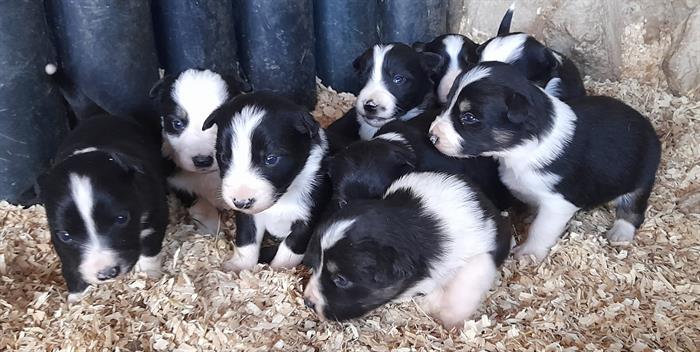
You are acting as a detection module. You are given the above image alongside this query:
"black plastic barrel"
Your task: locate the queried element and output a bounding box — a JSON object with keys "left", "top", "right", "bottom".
{"left": 234, "top": 0, "right": 317, "bottom": 108}
{"left": 314, "top": 0, "right": 379, "bottom": 94}
{"left": 379, "top": 0, "right": 448, "bottom": 44}
{"left": 152, "top": 0, "right": 240, "bottom": 76}
{"left": 46, "top": 0, "right": 160, "bottom": 120}
{"left": 0, "top": 1, "right": 69, "bottom": 204}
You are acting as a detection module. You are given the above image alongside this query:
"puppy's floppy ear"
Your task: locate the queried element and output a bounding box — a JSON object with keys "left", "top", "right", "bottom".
{"left": 352, "top": 48, "right": 374, "bottom": 75}
{"left": 419, "top": 52, "right": 443, "bottom": 73}
{"left": 386, "top": 142, "right": 417, "bottom": 173}
{"left": 202, "top": 104, "right": 227, "bottom": 131}
{"left": 505, "top": 91, "right": 531, "bottom": 124}
{"left": 293, "top": 111, "right": 320, "bottom": 139}
{"left": 148, "top": 75, "right": 174, "bottom": 100}
{"left": 222, "top": 72, "right": 253, "bottom": 95}
{"left": 373, "top": 246, "right": 413, "bottom": 283}
{"left": 108, "top": 151, "right": 145, "bottom": 175}
{"left": 412, "top": 41, "right": 427, "bottom": 52}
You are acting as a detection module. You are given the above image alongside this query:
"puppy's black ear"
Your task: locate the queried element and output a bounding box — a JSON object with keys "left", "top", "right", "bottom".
{"left": 293, "top": 111, "right": 320, "bottom": 139}
{"left": 412, "top": 41, "right": 427, "bottom": 52}
{"left": 148, "top": 75, "right": 173, "bottom": 100}
{"left": 108, "top": 152, "right": 145, "bottom": 175}
{"left": 419, "top": 52, "right": 443, "bottom": 73}
{"left": 202, "top": 105, "right": 226, "bottom": 131}
{"left": 222, "top": 72, "right": 253, "bottom": 95}
{"left": 352, "top": 48, "right": 374, "bottom": 75}
{"left": 387, "top": 142, "right": 417, "bottom": 174}
{"left": 373, "top": 246, "right": 413, "bottom": 283}
{"left": 505, "top": 91, "right": 531, "bottom": 124}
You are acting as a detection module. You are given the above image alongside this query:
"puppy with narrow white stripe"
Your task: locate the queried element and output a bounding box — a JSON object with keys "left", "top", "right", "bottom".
{"left": 303, "top": 172, "right": 511, "bottom": 327}
{"left": 428, "top": 62, "right": 661, "bottom": 261}
{"left": 39, "top": 115, "right": 169, "bottom": 301}
{"left": 326, "top": 43, "right": 442, "bottom": 149}
{"left": 202, "top": 92, "right": 330, "bottom": 272}
{"left": 149, "top": 69, "right": 251, "bottom": 233}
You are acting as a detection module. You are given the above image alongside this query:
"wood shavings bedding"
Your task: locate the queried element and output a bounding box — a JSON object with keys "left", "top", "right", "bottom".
{"left": 1, "top": 78, "right": 698, "bottom": 351}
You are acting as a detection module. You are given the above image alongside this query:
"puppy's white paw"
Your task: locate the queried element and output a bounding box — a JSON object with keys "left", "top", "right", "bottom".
{"left": 223, "top": 245, "right": 259, "bottom": 272}
{"left": 269, "top": 242, "right": 304, "bottom": 269}
{"left": 134, "top": 255, "right": 162, "bottom": 279}
{"left": 513, "top": 242, "right": 550, "bottom": 263}
{"left": 67, "top": 290, "right": 86, "bottom": 304}
{"left": 606, "top": 219, "right": 636, "bottom": 245}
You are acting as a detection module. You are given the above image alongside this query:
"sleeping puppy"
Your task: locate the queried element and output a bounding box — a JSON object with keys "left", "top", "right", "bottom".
{"left": 326, "top": 43, "right": 441, "bottom": 147}
{"left": 202, "top": 92, "right": 330, "bottom": 271}
{"left": 412, "top": 3, "right": 514, "bottom": 104}
{"left": 38, "top": 115, "right": 168, "bottom": 302}
{"left": 303, "top": 172, "right": 511, "bottom": 328}
{"left": 429, "top": 63, "right": 661, "bottom": 260}
{"left": 149, "top": 69, "right": 251, "bottom": 233}
{"left": 376, "top": 111, "right": 514, "bottom": 211}
{"left": 477, "top": 33, "right": 586, "bottom": 101}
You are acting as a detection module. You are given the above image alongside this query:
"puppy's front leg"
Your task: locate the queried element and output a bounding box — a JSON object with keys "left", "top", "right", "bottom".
{"left": 514, "top": 198, "right": 578, "bottom": 261}
{"left": 135, "top": 222, "right": 165, "bottom": 279}
{"left": 270, "top": 220, "right": 309, "bottom": 269}
{"left": 223, "top": 213, "right": 263, "bottom": 272}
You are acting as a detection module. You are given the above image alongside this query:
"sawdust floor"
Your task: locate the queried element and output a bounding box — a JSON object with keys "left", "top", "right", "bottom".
{"left": 1, "top": 78, "right": 699, "bottom": 351}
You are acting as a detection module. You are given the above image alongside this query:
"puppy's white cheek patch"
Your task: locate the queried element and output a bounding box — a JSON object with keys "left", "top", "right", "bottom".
{"left": 78, "top": 248, "right": 119, "bottom": 284}
{"left": 304, "top": 272, "right": 327, "bottom": 320}
{"left": 437, "top": 68, "right": 462, "bottom": 104}
{"left": 429, "top": 117, "right": 465, "bottom": 158}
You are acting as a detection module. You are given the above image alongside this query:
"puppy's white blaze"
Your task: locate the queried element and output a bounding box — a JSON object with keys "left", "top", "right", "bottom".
{"left": 444, "top": 66, "right": 491, "bottom": 116}
{"left": 69, "top": 174, "right": 99, "bottom": 248}
{"left": 437, "top": 35, "right": 466, "bottom": 103}
{"left": 167, "top": 69, "right": 229, "bottom": 172}
{"left": 479, "top": 33, "right": 528, "bottom": 64}
{"left": 221, "top": 105, "right": 274, "bottom": 212}
{"left": 387, "top": 173, "right": 497, "bottom": 295}
{"left": 71, "top": 147, "right": 98, "bottom": 156}
{"left": 420, "top": 253, "right": 497, "bottom": 327}
{"left": 320, "top": 219, "right": 356, "bottom": 250}
{"left": 223, "top": 244, "right": 260, "bottom": 272}
{"left": 607, "top": 219, "right": 636, "bottom": 243}
{"left": 356, "top": 45, "right": 397, "bottom": 120}
{"left": 269, "top": 242, "right": 304, "bottom": 268}
{"left": 134, "top": 254, "right": 161, "bottom": 277}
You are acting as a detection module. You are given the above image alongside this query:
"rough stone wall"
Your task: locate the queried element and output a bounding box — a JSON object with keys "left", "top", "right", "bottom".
{"left": 448, "top": 0, "right": 699, "bottom": 97}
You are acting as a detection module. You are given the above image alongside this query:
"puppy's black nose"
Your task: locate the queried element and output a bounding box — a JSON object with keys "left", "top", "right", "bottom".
{"left": 429, "top": 133, "right": 439, "bottom": 145}
{"left": 97, "top": 266, "right": 120, "bottom": 281}
{"left": 232, "top": 198, "right": 255, "bottom": 209}
{"left": 363, "top": 100, "right": 378, "bottom": 113}
{"left": 192, "top": 155, "right": 214, "bottom": 168}
{"left": 304, "top": 297, "right": 316, "bottom": 310}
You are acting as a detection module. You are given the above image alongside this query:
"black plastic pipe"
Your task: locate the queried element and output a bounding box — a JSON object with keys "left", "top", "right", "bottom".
{"left": 234, "top": 0, "right": 317, "bottom": 108}
{"left": 314, "top": 0, "right": 379, "bottom": 94}
{"left": 46, "top": 0, "right": 160, "bottom": 120}
{"left": 152, "top": 0, "right": 240, "bottom": 76}
{"left": 379, "top": 0, "right": 448, "bottom": 44}
{"left": 0, "top": 1, "right": 69, "bottom": 204}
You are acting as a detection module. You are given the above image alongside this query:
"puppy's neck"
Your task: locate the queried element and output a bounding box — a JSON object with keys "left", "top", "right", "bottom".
{"left": 491, "top": 95, "right": 577, "bottom": 170}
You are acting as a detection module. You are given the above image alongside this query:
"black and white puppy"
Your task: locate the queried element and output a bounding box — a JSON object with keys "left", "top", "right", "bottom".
{"left": 429, "top": 63, "right": 661, "bottom": 260}
{"left": 149, "top": 69, "right": 251, "bottom": 233}
{"left": 38, "top": 115, "right": 168, "bottom": 302}
{"left": 477, "top": 33, "right": 586, "bottom": 101}
{"left": 303, "top": 172, "right": 511, "bottom": 328}
{"left": 326, "top": 43, "right": 441, "bottom": 145}
{"left": 202, "top": 92, "right": 329, "bottom": 271}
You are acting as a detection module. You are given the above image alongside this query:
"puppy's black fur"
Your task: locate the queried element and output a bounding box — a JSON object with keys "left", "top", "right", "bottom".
{"left": 38, "top": 115, "right": 168, "bottom": 296}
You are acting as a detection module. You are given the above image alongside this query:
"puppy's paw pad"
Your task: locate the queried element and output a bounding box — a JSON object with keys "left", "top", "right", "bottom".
{"left": 606, "top": 220, "right": 635, "bottom": 245}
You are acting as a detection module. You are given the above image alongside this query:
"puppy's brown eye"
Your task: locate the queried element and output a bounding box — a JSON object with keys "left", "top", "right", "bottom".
{"left": 460, "top": 112, "right": 479, "bottom": 125}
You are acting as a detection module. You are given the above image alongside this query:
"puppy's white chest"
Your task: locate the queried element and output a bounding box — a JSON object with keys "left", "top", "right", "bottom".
{"left": 499, "top": 162, "right": 560, "bottom": 206}
{"left": 256, "top": 198, "right": 308, "bottom": 239}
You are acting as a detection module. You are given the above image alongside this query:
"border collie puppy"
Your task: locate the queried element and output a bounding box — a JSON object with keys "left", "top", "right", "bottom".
{"left": 411, "top": 4, "right": 514, "bottom": 104}
{"left": 376, "top": 112, "right": 514, "bottom": 211}
{"left": 38, "top": 115, "right": 168, "bottom": 302}
{"left": 326, "top": 43, "right": 441, "bottom": 146}
{"left": 428, "top": 63, "right": 661, "bottom": 260}
{"left": 303, "top": 172, "right": 511, "bottom": 328}
{"left": 202, "top": 92, "right": 329, "bottom": 271}
{"left": 149, "top": 69, "right": 251, "bottom": 233}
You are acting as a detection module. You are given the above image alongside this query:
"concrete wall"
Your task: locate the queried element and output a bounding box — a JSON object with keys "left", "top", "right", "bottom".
{"left": 448, "top": 0, "right": 699, "bottom": 97}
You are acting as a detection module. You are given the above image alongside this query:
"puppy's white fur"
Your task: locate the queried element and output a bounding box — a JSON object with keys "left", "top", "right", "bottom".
{"left": 437, "top": 35, "right": 466, "bottom": 104}
{"left": 356, "top": 45, "right": 396, "bottom": 122}
{"left": 479, "top": 33, "right": 528, "bottom": 64}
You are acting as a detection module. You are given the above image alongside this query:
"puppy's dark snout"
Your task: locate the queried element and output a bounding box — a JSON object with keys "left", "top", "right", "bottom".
{"left": 363, "top": 100, "right": 378, "bottom": 113}
{"left": 192, "top": 155, "right": 214, "bottom": 168}
{"left": 304, "top": 297, "right": 316, "bottom": 310}
{"left": 97, "top": 266, "right": 120, "bottom": 281}
{"left": 232, "top": 198, "right": 255, "bottom": 209}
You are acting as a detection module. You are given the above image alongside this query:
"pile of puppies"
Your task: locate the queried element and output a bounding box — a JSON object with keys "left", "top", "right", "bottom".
{"left": 39, "top": 7, "right": 661, "bottom": 328}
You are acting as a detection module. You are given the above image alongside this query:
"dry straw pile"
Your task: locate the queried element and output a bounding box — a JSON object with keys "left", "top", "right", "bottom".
{"left": 1, "top": 78, "right": 698, "bottom": 351}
